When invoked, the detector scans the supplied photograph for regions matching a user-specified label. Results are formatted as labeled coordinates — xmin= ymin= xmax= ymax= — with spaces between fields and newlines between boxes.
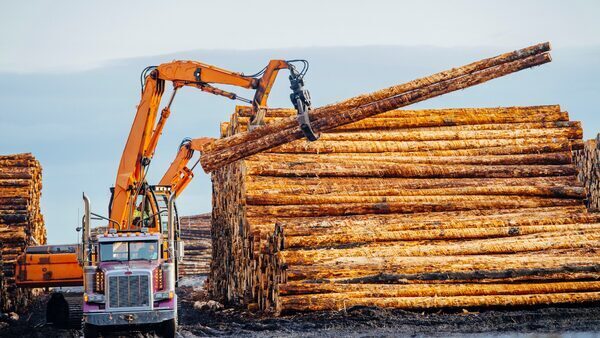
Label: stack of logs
xmin=0 ymin=153 xmax=46 ymax=312
xmin=209 ymin=104 xmax=600 ymax=314
xmin=573 ymin=135 xmax=600 ymax=211
xmin=180 ymin=213 xmax=211 ymax=276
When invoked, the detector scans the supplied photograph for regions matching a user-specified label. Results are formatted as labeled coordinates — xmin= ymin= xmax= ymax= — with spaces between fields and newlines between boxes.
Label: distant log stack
xmin=0 ymin=153 xmax=46 ymax=312
xmin=180 ymin=213 xmax=211 ymax=276
xmin=573 ymin=135 xmax=600 ymax=211
xmin=208 ymin=104 xmax=600 ymax=314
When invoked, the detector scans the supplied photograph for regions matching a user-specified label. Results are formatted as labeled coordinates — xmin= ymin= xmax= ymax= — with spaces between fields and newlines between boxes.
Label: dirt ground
xmin=3 ymin=278 xmax=600 ymax=337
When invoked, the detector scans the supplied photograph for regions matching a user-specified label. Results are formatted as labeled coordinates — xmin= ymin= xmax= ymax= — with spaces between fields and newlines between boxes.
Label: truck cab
xmin=82 ymin=232 xmax=177 ymax=336
xmin=81 ymin=186 xmax=183 ymax=337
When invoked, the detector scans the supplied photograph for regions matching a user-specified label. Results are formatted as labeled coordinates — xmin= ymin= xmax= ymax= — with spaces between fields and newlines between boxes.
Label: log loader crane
xmin=15 ymin=58 xmax=313 ymax=337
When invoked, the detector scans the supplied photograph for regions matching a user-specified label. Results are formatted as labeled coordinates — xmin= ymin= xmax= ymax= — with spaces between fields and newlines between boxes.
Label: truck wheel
xmin=160 ymin=318 xmax=177 ymax=338
xmin=47 ymin=293 xmax=69 ymax=328
xmin=83 ymin=323 xmax=99 ymax=338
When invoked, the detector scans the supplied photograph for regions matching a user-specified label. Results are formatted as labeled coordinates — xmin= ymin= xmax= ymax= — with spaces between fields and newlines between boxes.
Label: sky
xmin=1 ymin=0 xmax=600 ymax=73
xmin=1 ymin=1 xmax=600 ymax=244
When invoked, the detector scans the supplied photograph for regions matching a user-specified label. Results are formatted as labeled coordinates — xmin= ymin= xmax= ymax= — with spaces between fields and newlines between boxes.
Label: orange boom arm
xmin=109 ymin=59 xmax=307 ymax=230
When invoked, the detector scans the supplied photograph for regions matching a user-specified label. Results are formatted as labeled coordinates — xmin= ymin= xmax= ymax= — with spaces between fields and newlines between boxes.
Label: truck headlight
xmin=94 ymin=270 xmax=105 ymax=293
xmin=153 ymin=267 xmax=164 ymax=290
xmin=84 ymin=293 xmax=105 ymax=303
xmin=154 ymin=291 xmax=174 ymax=301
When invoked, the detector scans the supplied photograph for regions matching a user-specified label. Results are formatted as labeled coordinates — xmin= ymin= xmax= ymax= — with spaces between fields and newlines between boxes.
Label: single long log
xmin=234 ymin=111 xmax=570 ymax=132
xmin=310 ymin=127 xmax=582 ymax=142
xmin=235 ymin=105 xmax=561 ymax=119
xmin=247 ymin=187 xmax=584 ymax=206
xmin=246 ymin=162 xmax=577 ymax=178
xmin=267 ymin=137 xmax=575 ymax=154
xmin=280 ymin=281 xmax=600 ymax=297
xmin=279 ymin=291 xmax=600 ymax=312
xmin=0 ymin=154 xmax=35 ymax=160
xmin=247 ymin=152 xmax=573 ymax=166
xmin=248 ymin=183 xmax=582 ymax=198
xmin=328 ymin=112 xmax=569 ymax=132
xmin=286 ymin=258 xmax=600 ymax=282
xmin=246 ymin=198 xmax=581 ymax=218
xmin=263 ymin=212 xmax=600 ymax=237
xmin=201 ymin=44 xmax=552 ymax=172
xmin=284 ymin=223 xmax=600 ymax=249
xmin=247 ymin=186 xmax=584 ymax=204
xmin=0 ymin=179 xmax=31 ymax=187
xmin=246 ymin=176 xmax=580 ymax=190
xmin=0 ymin=159 xmax=38 ymax=168
xmin=0 ymin=168 xmax=33 ymax=180
xmin=378 ymin=140 xmax=583 ymax=156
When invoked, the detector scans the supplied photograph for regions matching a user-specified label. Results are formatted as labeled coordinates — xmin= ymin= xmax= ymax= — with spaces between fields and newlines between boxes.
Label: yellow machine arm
xmin=110 ymin=59 xmax=312 ymax=230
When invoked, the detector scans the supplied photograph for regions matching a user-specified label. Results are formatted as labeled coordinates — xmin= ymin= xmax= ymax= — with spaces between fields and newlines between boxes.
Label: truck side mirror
xmin=177 ymin=240 xmax=185 ymax=262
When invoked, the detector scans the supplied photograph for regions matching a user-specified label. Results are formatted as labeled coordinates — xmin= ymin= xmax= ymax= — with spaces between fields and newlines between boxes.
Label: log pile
xmin=180 ymin=213 xmax=211 ymax=276
xmin=0 ymin=153 xmax=46 ymax=312
xmin=208 ymin=104 xmax=600 ymax=314
xmin=573 ymin=135 xmax=600 ymax=211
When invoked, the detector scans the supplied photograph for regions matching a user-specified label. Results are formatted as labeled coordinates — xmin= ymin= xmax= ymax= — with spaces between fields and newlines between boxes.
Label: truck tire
xmin=160 ymin=318 xmax=177 ymax=338
xmin=83 ymin=323 xmax=99 ymax=338
xmin=46 ymin=293 xmax=69 ymax=328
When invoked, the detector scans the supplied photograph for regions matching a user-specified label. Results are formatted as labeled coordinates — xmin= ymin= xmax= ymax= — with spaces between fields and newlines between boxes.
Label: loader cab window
xmin=132 ymin=193 xmax=155 ymax=229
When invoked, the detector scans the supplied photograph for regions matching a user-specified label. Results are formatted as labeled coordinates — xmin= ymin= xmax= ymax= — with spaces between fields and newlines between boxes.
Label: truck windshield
xmin=100 ymin=241 xmax=159 ymax=261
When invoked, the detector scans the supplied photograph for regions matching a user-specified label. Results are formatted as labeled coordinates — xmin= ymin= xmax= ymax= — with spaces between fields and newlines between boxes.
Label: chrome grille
xmin=108 ymin=274 xmax=150 ymax=308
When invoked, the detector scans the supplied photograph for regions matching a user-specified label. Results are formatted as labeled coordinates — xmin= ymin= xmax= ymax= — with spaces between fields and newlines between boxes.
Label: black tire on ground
xmin=46 ymin=293 xmax=69 ymax=328
xmin=177 ymin=298 xmax=181 ymax=324
xmin=83 ymin=323 xmax=100 ymax=338
xmin=160 ymin=318 xmax=177 ymax=338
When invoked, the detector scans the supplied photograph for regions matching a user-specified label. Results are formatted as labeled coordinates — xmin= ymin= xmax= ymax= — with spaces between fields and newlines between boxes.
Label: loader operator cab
xmin=108 ymin=184 xmax=180 ymax=235
xmin=104 ymin=184 xmax=182 ymax=275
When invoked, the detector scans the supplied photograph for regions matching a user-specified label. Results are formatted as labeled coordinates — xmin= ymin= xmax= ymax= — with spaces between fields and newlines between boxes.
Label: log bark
xmin=283 ymin=223 xmax=600 ymax=249
xmin=266 ymin=137 xmax=575 ymax=154
xmin=280 ymin=281 xmax=600 ymax=297
xmin=279 ymin=291 xmax=600 ymax=312
xmin=246 ymin=198 xmax=581 ymax=218
xmin=248 ymin=152 xmax=573 ymax=166
xmin=245 ymin=162 xmax=578 ymax=178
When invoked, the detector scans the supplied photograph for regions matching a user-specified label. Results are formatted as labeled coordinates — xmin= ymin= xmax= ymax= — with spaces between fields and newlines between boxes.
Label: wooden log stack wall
xmin=0 ymin=153 xmax=46 ymax=312
xmin=180 ymin=213 xmax=211 ymax=276
xmin=209 ymin=105 xmax=600 ymax=314
xmin=573 ymin=135 xmax=600 ymax=211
